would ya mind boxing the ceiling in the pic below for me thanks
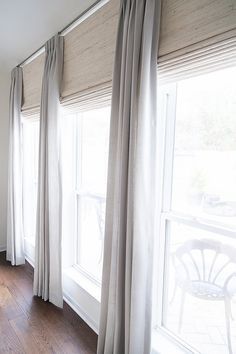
[0,0,97,70]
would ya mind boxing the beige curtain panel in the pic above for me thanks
[7,67,25,266]
[34,35,64,308]
[97,0,161,353]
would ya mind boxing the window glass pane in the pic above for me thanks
[22,120,39,242]
[76,106,110,281]
[172,67,236,228]
[163,220,236,354]
[61,113,77,269]
[78,106,110,196]
[77,195,105,280]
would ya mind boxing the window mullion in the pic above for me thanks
[162,84,177,213]
[161,211,236,239]
[154,83,177,330]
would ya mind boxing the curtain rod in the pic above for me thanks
[18,0,109,67]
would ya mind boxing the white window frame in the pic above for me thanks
[154,76,236,354]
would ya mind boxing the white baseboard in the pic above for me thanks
[24,239,35,267]
[25,254,35,268]
[63,291,98,334]
[0,245,6,252]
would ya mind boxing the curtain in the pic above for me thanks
[97,0,161,353]
[33,35,64,308]
[7,67,25,266]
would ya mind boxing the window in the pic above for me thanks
[22,118,40,243]
[156,66,236,354]
[74,106,110,283]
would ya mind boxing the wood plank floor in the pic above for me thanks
[0,252,97,354]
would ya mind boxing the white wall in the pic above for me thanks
[0,68,10,250]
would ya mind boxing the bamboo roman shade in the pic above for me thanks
[159,0,236,60]
[61,0,120,108]
[158,0,236,83]
[21,0,236,110]
[22,53,45,114]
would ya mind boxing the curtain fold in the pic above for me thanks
[33,35,64,308]
[7,67,25,266]
[97,0,161,353]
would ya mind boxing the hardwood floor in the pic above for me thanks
[0,252,97,354]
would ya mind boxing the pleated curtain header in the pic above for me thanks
[21,0,236,113]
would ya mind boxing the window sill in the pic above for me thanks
[63,266,101,333]
[152,328,193,354]
[63,266,101,303]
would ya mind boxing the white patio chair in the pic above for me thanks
[172,239,236,354]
